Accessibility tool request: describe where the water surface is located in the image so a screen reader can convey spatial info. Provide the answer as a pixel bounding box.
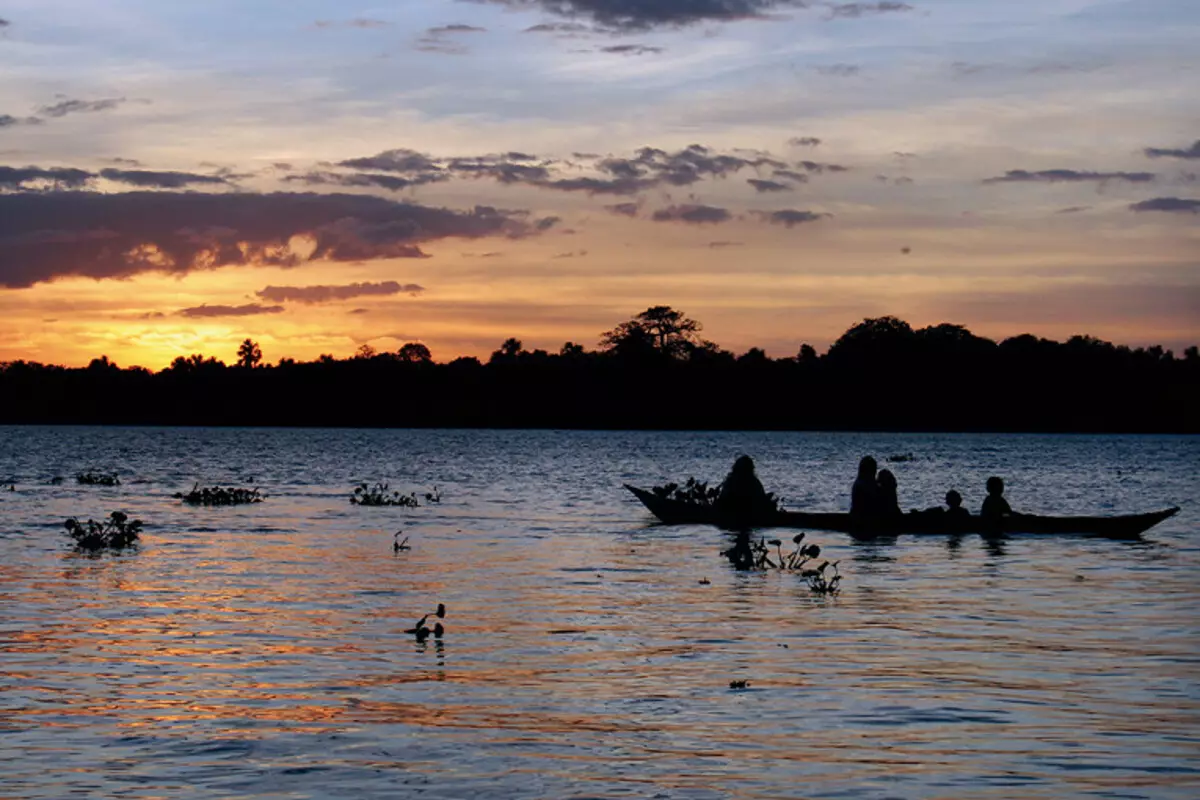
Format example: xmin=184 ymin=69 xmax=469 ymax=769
xmin=1 ymin=428 xmax=1197 ymax=799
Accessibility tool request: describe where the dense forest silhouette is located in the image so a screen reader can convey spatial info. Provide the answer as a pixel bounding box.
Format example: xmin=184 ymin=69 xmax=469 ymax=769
xmin=1 ymin=308 xmax=1196 ymax=432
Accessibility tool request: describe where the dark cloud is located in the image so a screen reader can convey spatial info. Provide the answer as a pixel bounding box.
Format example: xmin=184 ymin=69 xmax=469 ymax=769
xmin=825 ymin=2 xmax=912 ymax=19
xmin=796 ymin=160 xmax=849 ymax=174
xmin=788 ymin=136 xmax=821 ymax=147
xmin=0 ymin=18 xmax=10 ymax=27
xmin=179 ymin=303 xmax=285 ymax=318
xmin=815 ymin=63 xmax=860 ymax=76
xmin=551 ymin=249 xmax=588 ymax=258
xmin=0 ymin=165 xmax=93 ymax=189
xmin=108 ymin=157 xmax=143 ymax=166
xmin=338 ymin=149 xmax=441 ymax=174
xmin=99 ymin=168 xmax=229 ymax=188
xmin=651 ymin=204 xmax=731 ymax=224
xmin=605 ymin=202 xmax=640 ymax=216
xmin=1055 ymin=206 xmax=1090 ymax=214
xmin=1128 ymin=197 xmax=1200 ymax=214
xmin=38 ymin=97 xmax=126 ymax=118
xmin=757 ymin=209 xmax=830 ymax=227
xmin=257 ymin=280 xmax=424 ymax=304
xmin=772 ymin=169 xmax=809 ymax=183
xmin=447 ymin=157 xmax=553 ymax=183
xmin=600 ymin=44 xmax=663 ymax=55
xmin=524 ymin=22 xmax=592 ymax=33
xmin=349 ymin=308 xmax=370 ymax=314
xmin=284 ymin=170 xmax=446 ymax=192
xmin=1144 ymin=140 xmax=1200 ymax=160
xmin=0 ymin=114 xmax=41 ymax=128
xmin=0 ymin=191 xmax=533 ymax=288
xmin=984 ymin=169 xmax=1155 ymax=184
xmin=273 ymin=162 xmax=293 ymax=171
xmin=747 ymin=178 xmax=791 ymax=193
xmin=539 ymin=176 xmax=653 ymax=195
xmin=427 ymin=24 xmax=487 ymax=34
xmin=536 ymin=215 xmax=562 ymax=231
xmin=483 ymin=1 xmax=811 ymax=32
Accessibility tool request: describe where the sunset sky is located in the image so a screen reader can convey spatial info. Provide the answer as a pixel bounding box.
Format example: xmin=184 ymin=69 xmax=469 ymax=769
xmin=1 ymin=0 xmax=1197 ymax=368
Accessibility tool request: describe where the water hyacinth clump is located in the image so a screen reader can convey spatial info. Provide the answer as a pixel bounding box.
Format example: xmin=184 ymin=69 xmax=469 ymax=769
xmin=351 ymin=482 xmax=420 ymax=507
xmin=722 ymin=532 xmax=842 ymax=595
xmin=76 ymin=470 xmax=120 ymax=486
xmin=651 ymin=477 xmax=721 ymax=506
xmin=173 ymin=483 xmax=264 ymax=506
xmin=64 ymin=511 xmax=142 ymax=552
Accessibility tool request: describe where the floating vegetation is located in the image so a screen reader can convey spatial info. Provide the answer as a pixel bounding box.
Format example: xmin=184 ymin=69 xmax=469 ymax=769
xmin=651 ymin=477 xmax=720 ymax=506
xmin=173 ymin=483 xmax=264 ymax=506
xmin=729 ymin=679 xmax=750 ymax=690
xmin=393 ymin=531 xmax=410 ymax=552
xmin=404 ymin=603 xmax=446 ymax=642
xmin=722 ymin=532 xmax=842 ymax=595
xmin=886 ymin=452 xmax=915 ymax=463
xmin=64 ymin=511 xmax=142 ymax=552
xmin=351 ymin=482 xmax=420 ymax=507
xmin=76 ymin=470 xmax=120 ymax=486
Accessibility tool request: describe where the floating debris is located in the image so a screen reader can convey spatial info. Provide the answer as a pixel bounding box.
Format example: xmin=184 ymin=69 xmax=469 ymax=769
xmin=173 ymin=483 xmax=264 ymax=506
xmin=64 ymin=511 xmax=141 ymax=552
xmin=76 ymin=470 xmax=120 ymax=486
xmin=351 ymin=482 xmax=420 ymax=507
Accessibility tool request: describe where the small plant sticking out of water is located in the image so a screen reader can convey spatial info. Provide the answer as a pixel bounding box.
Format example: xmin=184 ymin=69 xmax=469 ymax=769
xmin=722 ymin=532 xmax=842 ymax=596
xmin=729 ymin=679 xmax=749 ymax=690
xmin=652 ymin=477 xmax=721 ymax=506
xmin=76 ymin=470 xmax=120 ymax=486
xmin=886 ymin=452 xmax=915 ymax=463
xmin=64 ymin=511 xmax=141 ymax=552
xmin=173 ymin=483 xmax=264 ymax=506
xmin=404 ymin=603 xmax=446 ymax=642
xmin=351 ymin=482 xmax=420 ymax=507
xmin=393 ymin=531 xmax=410 ymax=552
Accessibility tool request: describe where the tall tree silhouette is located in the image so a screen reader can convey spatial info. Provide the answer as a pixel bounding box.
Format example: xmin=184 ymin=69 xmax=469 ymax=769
xmin=236 ymin=339 xmax=262 ymax=369
xmin=601 ymin=305 xmax=705 ymax=360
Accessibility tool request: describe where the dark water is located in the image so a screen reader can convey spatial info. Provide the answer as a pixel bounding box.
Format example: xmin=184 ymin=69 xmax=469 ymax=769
xmin=1 ymin=427 xmax=1197 ymax=799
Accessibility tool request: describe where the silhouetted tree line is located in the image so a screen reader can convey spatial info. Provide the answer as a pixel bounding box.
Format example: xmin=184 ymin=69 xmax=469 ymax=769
xmin=1 ymin=308 xmax=1196 ymax=432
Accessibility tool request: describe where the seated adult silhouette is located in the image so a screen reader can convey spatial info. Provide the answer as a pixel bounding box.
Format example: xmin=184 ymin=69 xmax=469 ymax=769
xmin=850 ymin=456 xmax=880 ymax=519
xmin=876 ymin=469 xmax=902 ymax=519
xmin=714 ymin=455 xmax=775 ymax=522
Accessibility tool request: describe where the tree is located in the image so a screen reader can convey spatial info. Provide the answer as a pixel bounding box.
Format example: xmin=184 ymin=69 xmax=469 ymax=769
xmin=559 ymin=341 xmax=586 ymax=359
xmin=237 ymin=338 xmax=262 ymax=369
xmin=600 ymin=305 xmax=704 ymax=360
xmin=397 ymin=342 xmax=432 ymax=363
xmin=354 ymin=344 xmax=377 ymax=360
xmin=489 ymin=337 xmax=524 ymax=364
xmin=825 ymin=316 xmax=914 ymax=364
xmin=797 ymin=343 xmax=818 ymax=363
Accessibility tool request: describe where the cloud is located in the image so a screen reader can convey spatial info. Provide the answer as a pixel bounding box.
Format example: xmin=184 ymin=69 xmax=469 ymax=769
xmin=0 ymin=191 xmax=534 ymax=288
xmin=600 ymin=44 xmax=663 ymax=55
xmin=824 ymin=2 xmax=912 ymax=20
xmin=338 ymin=149 xmax=442 ymax=174
xmin=772 ymin=169 xmax=809 ymax=183
xmin=796 ymin=160 xmax=849 ymax=174
xmin=756 ymin=209 xmax=830 ymax=227
xmin=284 ymin=170 xmax=446 ymax=191
xmin=0 ymin=165 xmax=93 ymax=189
xmin=708 ymin=240 xmax=743 ymax=248
xmin=1144 ymin=140 xmax=1200 ymax=160
xmin=651 ymin=204 xmax=731 ymax=224
xmin=1128 ymin=197 xmax=1200 ymax=214
xmin=482 ymin=1 xmax=811 ymax=32
xmin=38 ymin=97 xmax=126 ymax=118
xmin=984 ymin=169 xmax=1155 ymax=184
xmin=815 ymin=64 xmax=860 ymax=77
xmin=0 ymin=114 xmax=41 ymax=128
xmin=524 ymin=22 xmax=592 ymax=33
xmin=179 ymin=303 xmax=285 ymax=318
xmin=551 ymin=249 xmax=588 ymax=258
xmin=256 ymin=280 xmax=424 ymax=304
xmin=1055 ymin=206 xmax=1090 ymax=214
xmin=788 ymin=136 xmax=821 ymax=147
xmin=427 ymin=24 xmax=487 ymax=35
xmin=747 ymin=178 xmax=791 ymax=193
xmin=314 ymin=19 xmax=390 ymax=29
xmin=99 ymin=168 xmax=229 ymax=188
xmin=0 ymin=18 xmax=10 ymax=28
xmin=605 ymin=202 xmax=640 ymax=216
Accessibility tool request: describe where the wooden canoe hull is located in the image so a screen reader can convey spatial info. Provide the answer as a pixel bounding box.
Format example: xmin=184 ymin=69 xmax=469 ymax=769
xmin=624 ymin=485 xmax=1179 ymax=539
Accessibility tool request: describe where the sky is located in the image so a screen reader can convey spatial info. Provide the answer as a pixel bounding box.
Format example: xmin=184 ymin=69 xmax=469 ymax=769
xmin=0 ymin=0 xmax=1197 ymax=368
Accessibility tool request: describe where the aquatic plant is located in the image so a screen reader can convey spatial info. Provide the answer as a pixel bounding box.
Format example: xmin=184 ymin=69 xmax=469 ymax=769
xmin=886 ymin=452 xmax=915 ymax=462
xmin=393 ymin=531 xmax=410 ymax=552
xmin=405 ymin=603 xmax=446 ymax=642
xmin=76 ymin=470 xmax=120 ymax=486
xmin=64 ymin=511 xmax=141 ymax=552
xmin=721 ymin=532 xmax=841 ymax=595
xmin=651 ymin=476 xmax=783 ymax=513
xmin=173 ymin=483 xmax=264 ymax=506
xmin=351 ymin=482 xmax=420 ymax=507
xmin=729 ymin=679 xmax=749 ymax=689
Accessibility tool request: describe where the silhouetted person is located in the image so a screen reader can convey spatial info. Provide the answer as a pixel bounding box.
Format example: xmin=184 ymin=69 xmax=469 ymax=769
xmin=981 ymin=476 xmax=1014 ymax=519
xmin=876 ymin=469 xmax=901 ymax=518
xmin=850 ymin=456 xmax=879 ymax=518
xmin=945 ymin=490 xmax=970 ymax=522
xmin=715 ymin=455 xmax=774 ymax=521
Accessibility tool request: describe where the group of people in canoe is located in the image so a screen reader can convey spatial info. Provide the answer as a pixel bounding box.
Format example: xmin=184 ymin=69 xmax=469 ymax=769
xmin=716 ymin=454 xmax=1015 ymax=526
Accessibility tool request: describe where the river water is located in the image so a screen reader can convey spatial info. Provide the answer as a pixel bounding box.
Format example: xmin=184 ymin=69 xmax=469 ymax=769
xmin=0 ymin=427 xmax=1197 ymax=799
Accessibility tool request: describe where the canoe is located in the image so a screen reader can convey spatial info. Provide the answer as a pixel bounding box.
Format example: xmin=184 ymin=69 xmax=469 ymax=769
xmin=624 ymin=485 xmax=1179 ymax=540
